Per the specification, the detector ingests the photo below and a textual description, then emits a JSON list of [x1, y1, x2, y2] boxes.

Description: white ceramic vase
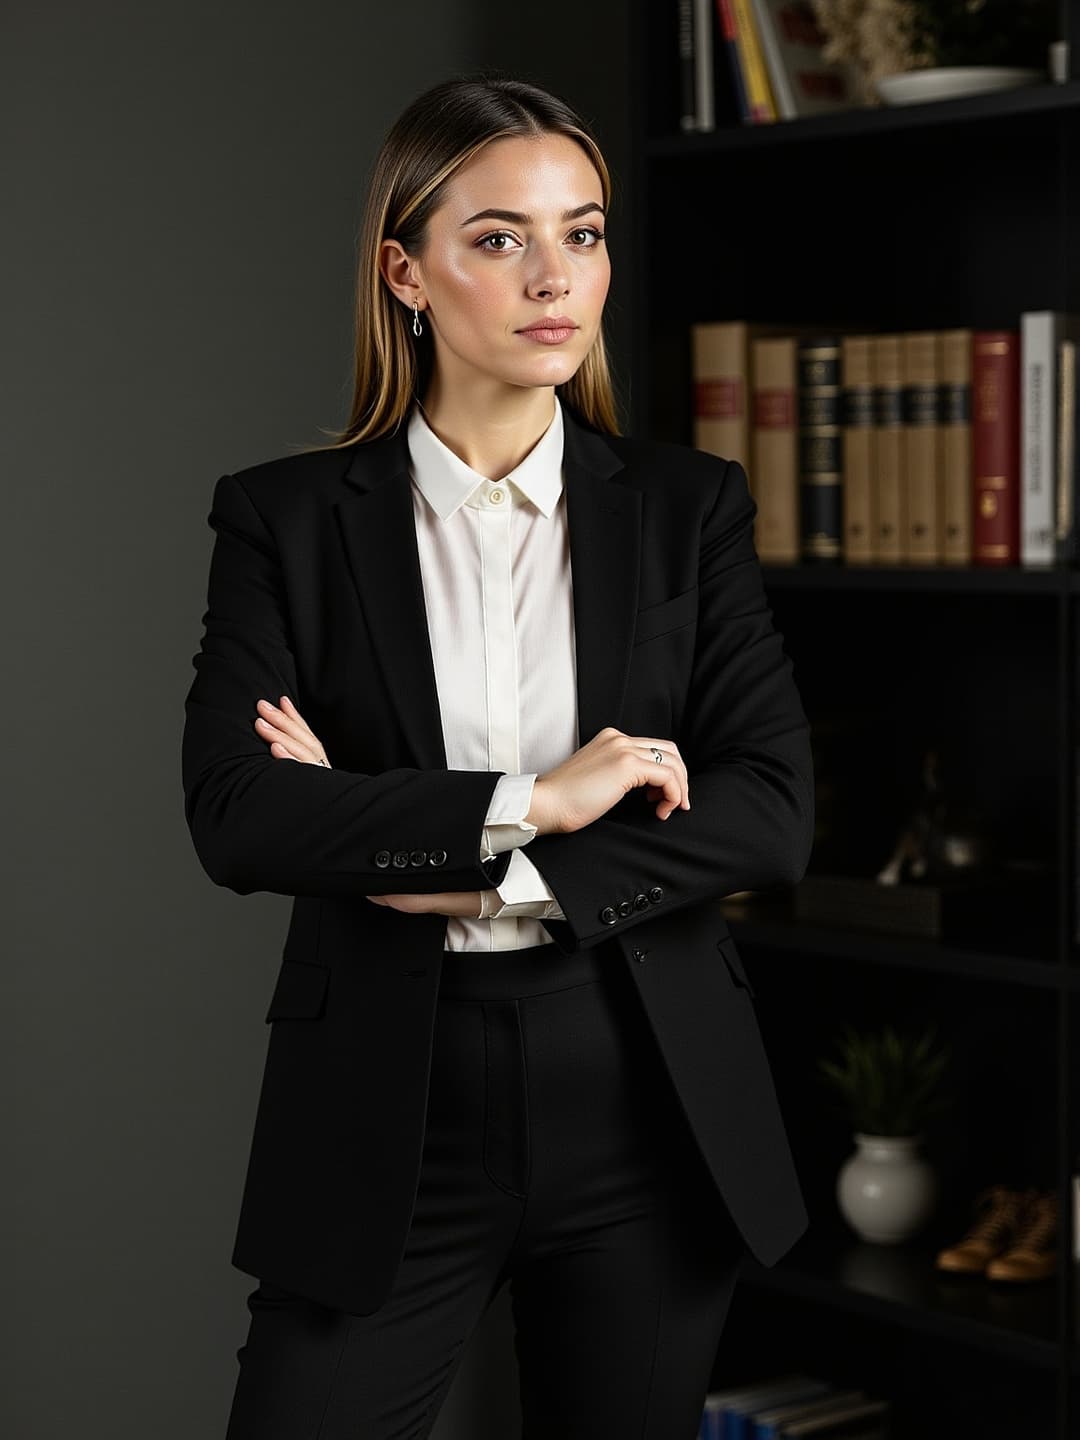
[[837, 1132, 937, 1244]]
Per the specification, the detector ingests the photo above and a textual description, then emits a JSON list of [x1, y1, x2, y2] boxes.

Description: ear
[[379, 237, 424, 311]]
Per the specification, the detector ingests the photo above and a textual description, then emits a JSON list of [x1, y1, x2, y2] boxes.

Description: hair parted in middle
[[309, 71, 622, 453]]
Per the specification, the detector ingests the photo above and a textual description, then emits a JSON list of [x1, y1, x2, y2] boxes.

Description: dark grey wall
[[3, 4, 629, 1437]]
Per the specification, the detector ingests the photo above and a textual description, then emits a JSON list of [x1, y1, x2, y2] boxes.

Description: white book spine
[[1021, 310, 1057, 565], [748, 0, 795, 117], [693, 0, 714, 131]]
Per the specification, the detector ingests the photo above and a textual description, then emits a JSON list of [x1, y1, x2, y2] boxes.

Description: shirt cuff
[[479, 773, 540, 861], [480, 847, 566, 919]]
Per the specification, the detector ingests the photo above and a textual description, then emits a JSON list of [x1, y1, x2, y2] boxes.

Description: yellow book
[[731, 0, 778, 122]]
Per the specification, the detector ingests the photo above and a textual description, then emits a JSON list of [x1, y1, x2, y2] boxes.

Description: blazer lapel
[[334, 400, 639, 770]]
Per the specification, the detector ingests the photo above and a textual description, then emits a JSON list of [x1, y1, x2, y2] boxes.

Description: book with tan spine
[[941, 328, 973, 564], [841, 337, 876, 563], [901, 331, 944, 562], [871, 334, 905, 562], [750, 336, 800, 561], [691, 318, 832, 467]]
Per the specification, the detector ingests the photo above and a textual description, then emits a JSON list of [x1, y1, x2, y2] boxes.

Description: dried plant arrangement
[[809, 0, 1057, 106]]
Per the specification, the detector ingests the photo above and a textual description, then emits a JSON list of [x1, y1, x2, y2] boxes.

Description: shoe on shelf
[[985, 1188, 1058, 1282], [934, 1184, 1037, 1275]]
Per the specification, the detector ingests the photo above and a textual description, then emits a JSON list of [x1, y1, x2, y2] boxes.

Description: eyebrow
[[459, 203, 606, 228]]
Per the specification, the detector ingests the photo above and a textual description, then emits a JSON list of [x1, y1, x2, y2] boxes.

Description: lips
[[516, 317, 579, 345]]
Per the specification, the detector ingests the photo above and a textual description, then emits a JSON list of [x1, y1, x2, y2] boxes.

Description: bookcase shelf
[[760, 563, 1080, 594], [646, 77, 1080, 156], [724, 913, 1065, 989], [738, 1230, 1062, 1369], [628, 5, 1080, 1437]]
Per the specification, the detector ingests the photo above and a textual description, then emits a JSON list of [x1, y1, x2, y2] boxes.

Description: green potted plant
[[809, 0, 1058, 107], [818, 1021, 952, 1243]]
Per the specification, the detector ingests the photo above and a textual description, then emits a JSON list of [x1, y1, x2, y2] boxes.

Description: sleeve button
[[617, 899, 634, 918], [648, 886, 664, 904], [410, 849, 427, 866], [429, 849, 447, 866], [600, 905, 617, 925], [392, 850, 410, 868], [374, 850, 391, 869], [633, 892, 650, 911]]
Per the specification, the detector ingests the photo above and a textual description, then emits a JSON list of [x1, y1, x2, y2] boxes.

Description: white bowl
[[875, 66, 1046, 106]]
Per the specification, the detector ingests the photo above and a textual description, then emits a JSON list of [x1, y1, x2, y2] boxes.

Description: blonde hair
[[306, 72, 621, 452]]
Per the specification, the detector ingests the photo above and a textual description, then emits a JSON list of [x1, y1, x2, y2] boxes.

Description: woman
[[182, 73, 815, 1439]]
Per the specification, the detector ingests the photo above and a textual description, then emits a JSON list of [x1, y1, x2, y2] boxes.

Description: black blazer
[[181, 399, 815, 1317]]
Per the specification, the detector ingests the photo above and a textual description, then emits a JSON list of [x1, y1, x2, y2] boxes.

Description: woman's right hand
[[531, 727, 690, 835]]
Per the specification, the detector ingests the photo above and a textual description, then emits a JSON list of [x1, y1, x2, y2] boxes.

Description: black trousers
[[225, 938, 745, 1439]]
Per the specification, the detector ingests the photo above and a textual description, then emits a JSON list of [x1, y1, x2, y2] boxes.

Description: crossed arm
[[182, 458, 813, 949]]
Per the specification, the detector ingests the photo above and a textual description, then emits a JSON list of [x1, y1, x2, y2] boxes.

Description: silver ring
[[651, 747, 663, 765]]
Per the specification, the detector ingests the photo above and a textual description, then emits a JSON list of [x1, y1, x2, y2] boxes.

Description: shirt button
[[489, 488, 505, 504]]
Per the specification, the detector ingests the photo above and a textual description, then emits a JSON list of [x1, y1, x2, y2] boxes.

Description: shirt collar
[[406, 395, 565, 520]]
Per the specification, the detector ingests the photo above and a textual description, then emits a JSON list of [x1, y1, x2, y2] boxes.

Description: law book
[[841, 336, 876, 562], [972, 329, 1021, 565], [901, 331, 944, 562], [941, 327, 973, 564], [1021, 311, 1072, 564], [692, 318, 825, 466], [871, 333, 905, 563], [798, 335, 843, 561], [750, 335, 801, 562]]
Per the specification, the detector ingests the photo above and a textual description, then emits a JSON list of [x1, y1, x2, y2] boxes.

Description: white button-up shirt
[[407, 394, 577, 951]]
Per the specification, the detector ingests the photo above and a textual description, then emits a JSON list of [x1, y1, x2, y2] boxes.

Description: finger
[[277, 695, 319, 742], [269, 741, 299, 761], [637, 745, 688, 819], [254, 715, 313, 756], [258, 699, 330, 765], [256, 698, 312, 746]]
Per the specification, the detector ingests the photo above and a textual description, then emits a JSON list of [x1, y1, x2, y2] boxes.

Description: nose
[[526, 239, 570, 301]]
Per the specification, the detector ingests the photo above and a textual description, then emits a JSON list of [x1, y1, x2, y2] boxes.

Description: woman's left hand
[[255, 696, 487, 918], [255, 696, 332, 767]]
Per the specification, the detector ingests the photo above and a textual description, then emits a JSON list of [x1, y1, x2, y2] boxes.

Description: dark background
[[2, 4, 631, 1435]]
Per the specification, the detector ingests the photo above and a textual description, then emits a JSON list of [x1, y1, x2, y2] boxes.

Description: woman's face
[[387, 132, 611, 394]]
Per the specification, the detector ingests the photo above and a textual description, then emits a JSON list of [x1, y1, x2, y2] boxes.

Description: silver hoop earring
[[412, 301, 423, 337]]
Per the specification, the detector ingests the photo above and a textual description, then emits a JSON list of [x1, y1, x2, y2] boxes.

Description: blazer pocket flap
[[632, 586, 698, 645], [717, 937, 757, 998], [264, 958, 331, 1022]]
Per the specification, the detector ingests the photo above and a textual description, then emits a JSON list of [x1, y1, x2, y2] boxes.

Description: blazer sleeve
[[181, 471, 514, 900], [525, 457, 814, 955]]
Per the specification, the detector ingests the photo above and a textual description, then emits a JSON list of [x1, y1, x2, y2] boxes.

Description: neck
[[418, 378, 557, 480]]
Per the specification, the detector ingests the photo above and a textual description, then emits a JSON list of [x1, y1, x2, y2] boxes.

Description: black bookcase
[[626, 6, 1080, 1438]]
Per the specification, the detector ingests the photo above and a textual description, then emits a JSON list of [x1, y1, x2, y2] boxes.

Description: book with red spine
[[972, 330, 1021, 566]]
